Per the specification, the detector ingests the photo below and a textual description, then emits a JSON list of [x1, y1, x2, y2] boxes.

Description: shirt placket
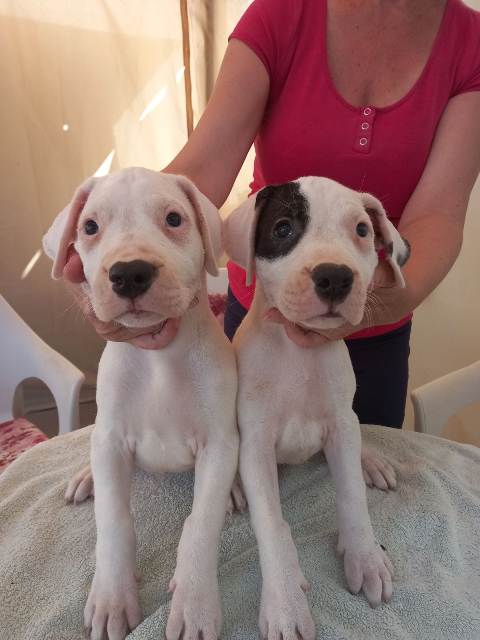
[[353, 106, 376, 153]]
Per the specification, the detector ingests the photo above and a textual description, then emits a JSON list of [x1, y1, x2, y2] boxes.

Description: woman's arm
[[164, 39, 270, 207], [370, 91, 480, 325]]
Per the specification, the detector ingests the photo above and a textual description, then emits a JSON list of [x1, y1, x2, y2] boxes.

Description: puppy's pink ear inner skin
[[362, 193, 410, 289], [50, 177, 97, 280], [62, 246, 86, 284], [372, 259, 398, 289]]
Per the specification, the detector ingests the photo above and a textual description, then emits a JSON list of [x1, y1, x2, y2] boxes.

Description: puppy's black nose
[[311, 263, 354, 303], [109, 260, 157, 299]]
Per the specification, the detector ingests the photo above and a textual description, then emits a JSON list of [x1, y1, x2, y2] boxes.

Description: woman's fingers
[[284, 323, 330, 348], [130, 318, 180, 349], [264, 307, 356, 346]]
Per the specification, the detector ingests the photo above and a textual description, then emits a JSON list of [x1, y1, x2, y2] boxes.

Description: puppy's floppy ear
[[174, 175, 222, 277], [43, 177, 97, 279], [223, 187, 272, 286], [361, 192, 411, 288]]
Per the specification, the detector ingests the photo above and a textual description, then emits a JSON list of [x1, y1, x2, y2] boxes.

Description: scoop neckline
[[322, 0, 452, 114]]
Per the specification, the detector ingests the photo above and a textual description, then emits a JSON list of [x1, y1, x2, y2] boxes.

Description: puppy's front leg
[[240, 433, 315, 640], [85, 428, 141, 640], [325, 412, 394, 608], [166, 435, 238, 640]]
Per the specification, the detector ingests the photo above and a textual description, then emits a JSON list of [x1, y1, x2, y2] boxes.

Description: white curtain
[[0, 0, 251, 376]]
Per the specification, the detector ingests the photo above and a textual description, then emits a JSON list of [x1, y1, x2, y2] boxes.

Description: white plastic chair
[[411, 360, 480, 437], [0, 294, 85, 434], [207, 266, 228, 294]]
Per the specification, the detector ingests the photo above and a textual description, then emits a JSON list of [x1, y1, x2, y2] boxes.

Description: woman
[[65, 0, 480, 428]]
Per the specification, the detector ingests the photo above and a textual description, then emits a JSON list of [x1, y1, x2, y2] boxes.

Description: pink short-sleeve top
[[227, 0, 480, 338]]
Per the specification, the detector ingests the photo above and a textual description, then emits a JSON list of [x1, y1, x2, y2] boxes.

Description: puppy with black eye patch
[[224, 176, 411, 640]]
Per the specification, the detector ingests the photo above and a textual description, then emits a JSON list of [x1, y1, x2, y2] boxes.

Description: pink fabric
[[209, 293, 227, 327], [227, 0, 480, 338], [0, 418, 48, 472]]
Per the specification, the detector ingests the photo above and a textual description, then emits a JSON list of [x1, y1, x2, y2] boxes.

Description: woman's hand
[[62, 247, 178, 349], [262, 261, 401, 347]]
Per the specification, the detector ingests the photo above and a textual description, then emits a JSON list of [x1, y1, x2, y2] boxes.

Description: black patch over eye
[[254, 182, 309, 260], [273, 219, 293, 239], [166, 212, 182, 227], [356, 222, 369, 238], [84, 219, 98, 235]]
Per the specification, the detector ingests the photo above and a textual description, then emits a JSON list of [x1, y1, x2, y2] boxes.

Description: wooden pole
[[180, 0, 194, 138]]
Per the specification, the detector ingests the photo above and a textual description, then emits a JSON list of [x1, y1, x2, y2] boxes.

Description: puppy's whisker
[[364, 291, 388, 328], [62, 299, 80, 316], [363, 306, 374, 329], [369, 292, 388, 314]]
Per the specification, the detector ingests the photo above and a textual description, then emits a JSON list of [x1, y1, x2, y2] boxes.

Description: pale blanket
[[1, 425, 480, 640]]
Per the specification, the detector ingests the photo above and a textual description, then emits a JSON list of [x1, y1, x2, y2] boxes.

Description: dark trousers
[[224, 287, 411, 429]]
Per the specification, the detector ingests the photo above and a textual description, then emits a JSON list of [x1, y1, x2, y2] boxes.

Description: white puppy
[[43, 169, 239, 640], [224, 177, 410, 639]]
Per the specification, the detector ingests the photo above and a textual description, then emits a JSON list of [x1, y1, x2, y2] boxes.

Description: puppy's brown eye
[[356, 222, 369, 238], [273, 219, 292, 239], [166, 212, 182, 227], [84, 219, 98, 235]]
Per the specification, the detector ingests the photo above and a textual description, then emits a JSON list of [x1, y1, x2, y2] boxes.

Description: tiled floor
[[27, 400, 97, 438], [21, 379, 97, 438]]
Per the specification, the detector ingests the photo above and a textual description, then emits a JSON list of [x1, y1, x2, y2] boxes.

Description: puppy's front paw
[[85, 571, 141, 640], [361, 447, 396, 491], [259, 580, 315, 640], [166, 577, 222, 640], [65, 465, 94, 504], [341, 540, 394, 608]]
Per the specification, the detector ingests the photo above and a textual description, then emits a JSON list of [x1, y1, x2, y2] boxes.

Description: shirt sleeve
[[228, 0, 301, 89], [452, 9, 480, 96]]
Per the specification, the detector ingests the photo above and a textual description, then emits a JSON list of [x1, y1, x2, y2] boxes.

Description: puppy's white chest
[[134, 426, 198, 473], [126, 376, 211, 473], [276, 415, 328, 464], [238, 330, 355, 464], [272, 358, 330, 463], [96, 342, 213, 474]]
